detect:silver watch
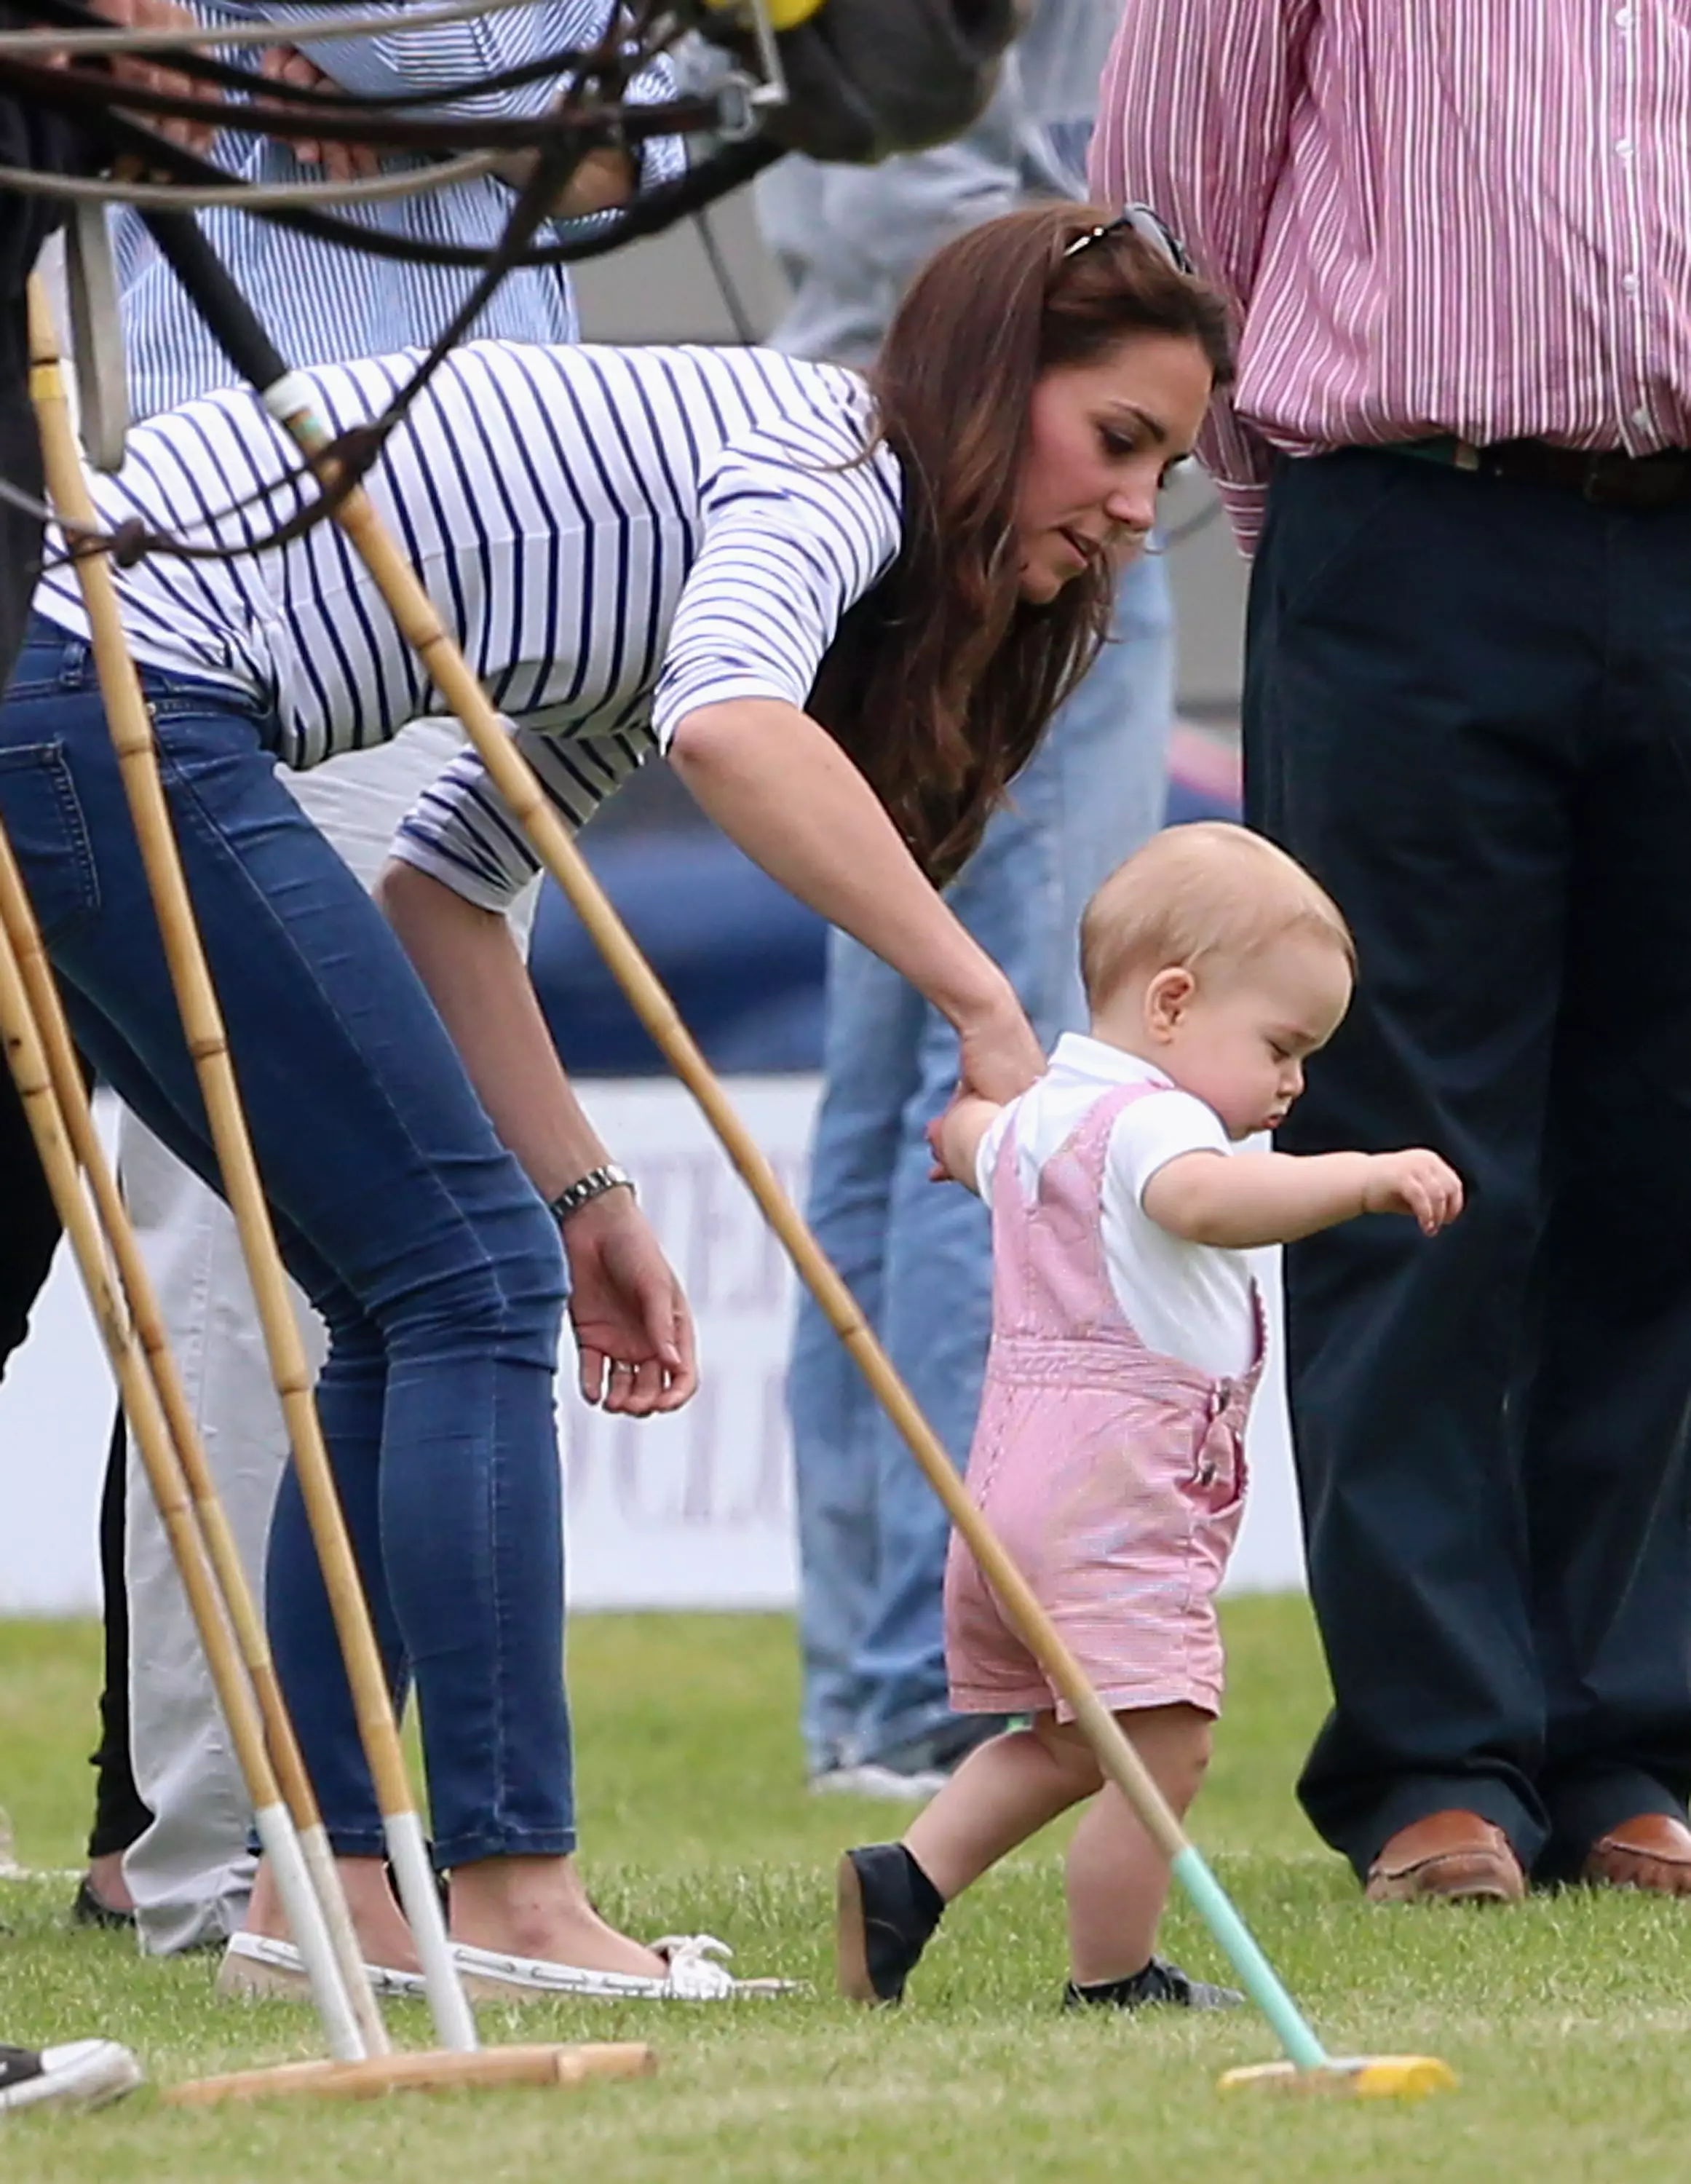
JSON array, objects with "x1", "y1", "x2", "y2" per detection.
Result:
[{"x1": 545, "y1": 1163, "x2": 635, "y2": 1224}]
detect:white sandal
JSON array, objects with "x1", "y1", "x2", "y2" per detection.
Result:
[
  {"x1": 451, "y1": 1933, "x2": 801, "y2": 2002},
  {"x1": 216, "y1": 1929, "x2": 427, "y2": 2003}
]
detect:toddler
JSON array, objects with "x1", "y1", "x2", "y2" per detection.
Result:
[{"x1": 836, "y1": 822, "x2": 1462, "y2": 2011}]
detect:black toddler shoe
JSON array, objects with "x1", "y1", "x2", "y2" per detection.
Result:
[
  {"x1": 1063, "y1": 1957, "x2": 1243, "y2": 2011},
  {"x1": 836, "y1": 1843, "x2": 946, "y2": 2003}
]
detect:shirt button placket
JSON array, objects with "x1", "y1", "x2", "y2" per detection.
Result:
[{"x1": 1608, "y1": 15, "x2": 1653, "y2": 451}]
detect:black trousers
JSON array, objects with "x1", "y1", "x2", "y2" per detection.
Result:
[
  {"x1": 1246, "y1": 448, "x2": 1691, "y2": 1882},
  {"x1": 89, "y1": 1409, "x2": 151, "y2": 1860},
  {"x1": 0, "y1": 161, "x2": 72, "y2": 1374},
  {"x1": 0, "y1": 1071, "x2": 61, "y2": 1383},
  {"x1": 0, "y1": 273, "x2": 66, "y2": 1393}
]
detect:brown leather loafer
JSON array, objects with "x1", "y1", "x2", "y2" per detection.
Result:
[
  {"x1": 1583, "y1": 1813, "x2": 1691, "y2": 1895},
  {"x1": 1364, "y1": 1810, "x2": 1526, "y2": 1904}
]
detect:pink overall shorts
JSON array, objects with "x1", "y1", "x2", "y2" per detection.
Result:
[{"x1": 945, "y1": 1083, "x2": 1263, "y2": 1721}]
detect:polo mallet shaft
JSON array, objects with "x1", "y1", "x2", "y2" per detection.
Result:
[
  {"x1": 0, "y1": 807, "x2": 387, "y2": 2059},
  {"x1": 0, "y1": 826, "x2": 369, "y2": 2065},
  {"x1": 165, "y1": 2040, "x2": 659, "y2": 2109},
  {"x1": 25, "y1": 277, "x2": 476, "y2": 2057},
  {"x1": 361, "y1": 550, "x2": 1326, "y2": 2060}
]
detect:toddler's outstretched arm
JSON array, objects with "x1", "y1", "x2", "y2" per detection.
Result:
[
  {"x1": 1143, "y1": 1146, "x2": 1463, "y2": 1250},
  {"x1": 928, "y1": 1093, "x2": 1005, "y2": 1196}
]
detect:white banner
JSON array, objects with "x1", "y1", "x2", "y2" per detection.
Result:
[
  {"x1": 558, "y1": 1079, "x2": 808, "y2": 1609},
  {"x1": 0, "y1": 1078, "x2": 1306, "y2": 1615}
]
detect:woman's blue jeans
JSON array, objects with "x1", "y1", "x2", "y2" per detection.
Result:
[
  {"x1": 787, "y1": 558, "x2": 1175, "y2": 1774},
  {"x1": 0, "y1": 618, "x2": 574, "y2": 1867}
]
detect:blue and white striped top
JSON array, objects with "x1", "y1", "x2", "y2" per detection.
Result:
[
  {"x1": 111, "y1": 0, "x2": 681, "y2": 419},
  {"x1": 34, "y1": 341, "x2": 905, "y2": 907}
]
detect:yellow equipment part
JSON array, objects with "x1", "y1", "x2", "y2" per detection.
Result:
[
  {"x1": 701, "y1": 0, "x2": 827, "y2": 31},
  {"x1": 1218, "y1": 2055, "x2": 1458, "y2": 2100}
]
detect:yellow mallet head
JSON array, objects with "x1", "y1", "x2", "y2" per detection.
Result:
[{"x1": 1218, "y1": 2056, "x2": 1457, "y2": 2100}]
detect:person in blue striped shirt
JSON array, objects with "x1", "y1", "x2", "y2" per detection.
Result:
[
  {"x1": 111, "y1": 0, "x2": 678, "y2": 417},
  {"x1": 0, "y1": 205, "x2": 1229, "y2": 1994}
]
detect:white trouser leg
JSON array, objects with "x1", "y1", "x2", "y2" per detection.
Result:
[
  {"x1": 121, "y1": 723, "x2": 538, "y2": 1955},
  {"x1": 122, "y1": 1117, "x2": 317, "y2": 1955}
]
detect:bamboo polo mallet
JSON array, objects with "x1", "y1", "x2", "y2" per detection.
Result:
[
  {"x1": 0, "y1": 822, "x2": 371, "y2": 2066},
  {"x1": 25, "y1": 281, "x2": 659, "y2": 2110},
  {"x1": 25, "y1": 276, "x2": 477, "y2": 2059}
]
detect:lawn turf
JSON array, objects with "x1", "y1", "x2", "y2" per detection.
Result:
[{"x1": 2, "y1": 1598, "x2": 1687, "y2": 2181}]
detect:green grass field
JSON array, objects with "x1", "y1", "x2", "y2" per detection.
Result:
[{"x1": 3, "y1": 1599, "x2": 1689, "y2": 2180}]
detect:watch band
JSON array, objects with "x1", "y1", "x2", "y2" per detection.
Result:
[{"x1": 545, "y1": 1163, "x2": 635, "y2": 1224}]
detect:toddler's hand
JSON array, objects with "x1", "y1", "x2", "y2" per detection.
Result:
[
  {"x1": 1363, "y1": 1150, "x2": 1464, "y2": 1235},
  {"x1": 926, "y1": 1097, "x2": 962, "y2": 1184}
]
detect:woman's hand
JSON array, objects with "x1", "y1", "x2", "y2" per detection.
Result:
[
  {"x1": 954, "y1": 990, "x2": 1045, "y2": 1104},
  {"x1": 562, "y1": 1190, "x2": 698, "y2": 1416}
]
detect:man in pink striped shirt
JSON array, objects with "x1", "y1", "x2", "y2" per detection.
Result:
[{"x1": 1095, "y1": 3, "x2": 1691, "y2": 1907}]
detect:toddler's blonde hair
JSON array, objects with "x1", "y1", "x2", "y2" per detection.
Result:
[{"x1": 1080, "y1": 822, "x2": 1355, "y2": 1010}]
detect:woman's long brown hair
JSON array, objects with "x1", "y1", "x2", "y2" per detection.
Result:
[{"x1": 808, "y1": 202, "x2": 1235, "y2": 885}]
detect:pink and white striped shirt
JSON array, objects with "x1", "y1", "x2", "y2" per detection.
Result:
[{"x1": 1090, "y1": 2, "x2": 1691, "y2": 553}]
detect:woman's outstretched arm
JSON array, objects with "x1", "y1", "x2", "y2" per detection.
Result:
[{"x1": 668, "y1": 696, "x2": 1045, "y2": 1102}]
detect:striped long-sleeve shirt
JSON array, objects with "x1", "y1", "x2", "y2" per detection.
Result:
[
  {"x1": 112, "y1": 0, "x2": 681, "y2": 419},
  {"x1": 32, "y1": 341, "x2": 903, "y2": 906},
  {"x1": 1090, "y1": 1, "x2": 1691, "y2": 553}
]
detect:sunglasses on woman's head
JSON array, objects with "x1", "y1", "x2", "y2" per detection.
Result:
[{"x1": 1061, "y1": 203, "x2": 1196, "y2": 276}]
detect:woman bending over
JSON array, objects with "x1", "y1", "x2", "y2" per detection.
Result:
[{"x1": 0, "y1": 203, "x2": 1228, "y2": 1997}]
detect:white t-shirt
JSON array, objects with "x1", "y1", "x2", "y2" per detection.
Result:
[{"x1": 974, "y1": 1033, "x2": 1257, "y2": 1380}]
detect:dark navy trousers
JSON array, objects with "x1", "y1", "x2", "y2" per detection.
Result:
[{"x1": 1246, "y1": 448, "x2": 1691, "y2": 1881}]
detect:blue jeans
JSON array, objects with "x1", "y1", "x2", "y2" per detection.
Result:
[
  {"x1": 787, "y1": 558, "x2": 1175, "y2": 1773},
  {"x1": 0, "y1": 618, "x2": 574, "y2": 1867}
]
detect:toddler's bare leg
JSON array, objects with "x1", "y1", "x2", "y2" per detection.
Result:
[
  {"x1": 903, "y1": 1715, "x2": 1102, "y2": 1902},
  {"x1": 1065, "y1": 1704, "x2": 1211, "y2": 1986}
]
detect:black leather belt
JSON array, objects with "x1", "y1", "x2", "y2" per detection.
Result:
[{"x1": 1386, "y1": 434, "x2": 1691, "y2": 509}]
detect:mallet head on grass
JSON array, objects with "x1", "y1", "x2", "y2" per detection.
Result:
[{"x1": 1218, "y1": 2055, "x2": 1457, "y2": 2100}]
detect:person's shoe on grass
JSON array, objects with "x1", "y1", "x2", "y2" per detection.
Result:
[
  {"x1": 836, "y1": 1843, "x2": 946, "y2": 2003},
  {"x1": 71, "y1": 1875, "x2": 136, "y2": 1933},
  {"x1": 1365, "y1": 1811, "x2": 1526, "y2": 1905},
  {"x1": 0, "y1": 2039, "x2": 143, "y2": 2116},
  {"x1": 1063, "y1": 1958, "x2": 1243, "y2": 2011},
  {"x1": 1583, "y1": 1813, "x2": 1691, "y2": 1895}
]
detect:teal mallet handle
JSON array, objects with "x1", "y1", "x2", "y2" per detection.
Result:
[{"x1": 1172, "y1": 1844, "x2": 1329, "y2": 2070}]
